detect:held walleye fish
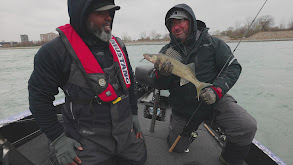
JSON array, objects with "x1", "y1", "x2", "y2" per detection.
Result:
[{"x1": 143, "y1": 49, "x2": 212, "y2": 99}]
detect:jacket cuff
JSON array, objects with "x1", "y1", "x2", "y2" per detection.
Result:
[
  {"x1": 155, "y1": 70, "x2": 171, "y2": 78},
  {"x1": 155, "y1": 71, "x2": 160, "y2": 78},
  {"x1": 211, "y1": 86, "x2": 223, "y2": 99}
]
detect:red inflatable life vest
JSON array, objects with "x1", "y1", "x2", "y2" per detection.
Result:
[{"x1": 57, "y1": 24, "x2": 131, "y2": 103}]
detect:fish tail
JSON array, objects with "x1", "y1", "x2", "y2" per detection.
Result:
[{"x1": 196, "y1": 82, "x2": 212, "y2": 100}]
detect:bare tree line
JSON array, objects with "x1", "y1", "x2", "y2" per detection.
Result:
[
  {"x1": 121, "y1": 30, "x2": 170, "y2": 42},
  {"x1": 122, "y1": 15, "x2": 293, "y2": 42},
  {"x1": 213, "y1": 15, "x2": 293, "y2": 39},
  {"x1": 4, "y1": 15, "x2": 292, "y2": 47}
]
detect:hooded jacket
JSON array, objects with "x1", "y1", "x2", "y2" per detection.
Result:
[
  {"x1": 153, "y1": 4, "x2": 242, "y2": 119},
  {"x1": 28, "y1": 0, "x2": 137, "y2": 141}
]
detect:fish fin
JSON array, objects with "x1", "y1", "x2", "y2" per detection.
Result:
[
  {"x1": 186, "y1": 63, "x2": 195, "y2": 70},
  {"x1": 180, "y1": 78, "x2": 190, "y2": 86},
  {"x1": 186, "y1": 63, "x2": 196, "y2": 75},
  {"x1": 165, "y1": 48, "x2": 183, "y2": 61},
  {"x1": 196, "y1": 82, "x2": 213, "y2": 100}
]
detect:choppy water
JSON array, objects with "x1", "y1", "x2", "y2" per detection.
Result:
[{"x1": 0, "y1": 41, "x2": 292, "y2": 164}]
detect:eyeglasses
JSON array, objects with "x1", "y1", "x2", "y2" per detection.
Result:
[{"x1": 170, "y1": 19, "x2": 187, "y2": 27}]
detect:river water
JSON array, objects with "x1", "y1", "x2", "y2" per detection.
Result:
[{"x1": 0, "y1": 41, "x2": 292, "y2": 164}]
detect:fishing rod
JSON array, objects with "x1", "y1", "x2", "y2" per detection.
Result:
[
  {"x1": 215, "y1": 0, "x2": 268, "y2": 81},
  {"x1": 232, "y1": 0, "x2": 268, "y2": 54},
  {"x1": 168, "y1": 0, "x2": 268, "y2": 152},
  {"x1": 169, "y1": 101, "x2": 203, "y2": 152},
  {"x1": 203, "y1": 123, "x2": 224, "y2": 147}
]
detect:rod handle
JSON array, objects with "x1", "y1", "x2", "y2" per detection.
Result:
[
  {"x1": 168, "y1": 135, "x2": 181, "y2": 152},
  {"x1": 204, "y1": 123, "x2": 215, "y2": 137}
]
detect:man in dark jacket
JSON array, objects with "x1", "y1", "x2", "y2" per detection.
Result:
[
  {"x1": 28, "y1": 0, "x2": 146, "y2": 165},
  {"x1": 153, "y1": 4, "x2": 257, "y2": 165}
]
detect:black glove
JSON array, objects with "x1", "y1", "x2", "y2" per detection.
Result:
[
  {"x1": 132, "y1": 115, "x2": 142, "y2": 139},
  {"x1": 51, "y1": 133, "x2": 83, "y2": 165},
  {"x1": 154, "y1": 59, "x2": 173, "y2": 76},
  {"x1": 200, "y1": 87, "x2": 217, "y2": 105}
]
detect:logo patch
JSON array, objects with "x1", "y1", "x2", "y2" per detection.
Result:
[{"x1": 98, "y1": 78, "x2": 106, "y2": 87}]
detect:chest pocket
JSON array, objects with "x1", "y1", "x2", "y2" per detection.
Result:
[
  {"x1": 103, "y1": 64, "x2": 120, "y2": 91},
  {"x1": 68, "y1": 62, "x2": 90, "y2": 89}
]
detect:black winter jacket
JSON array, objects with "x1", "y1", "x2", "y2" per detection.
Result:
[
  {"x1": 28, "y1": 0, "x2": 137, "y2": 141},
  {"x1": 153, "y1": 4, "x2": 242, "y2": 120}
]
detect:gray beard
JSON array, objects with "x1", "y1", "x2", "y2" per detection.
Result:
[{"x1": 87, "y1": 22, "x2": 112, "y2": 42}]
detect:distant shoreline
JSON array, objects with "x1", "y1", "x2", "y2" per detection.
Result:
[
  {"x1": 125, "y1": 38, "x2": 293, "y2": 46},
  {"x1": 126, "y1": 30, "x2": 293, "y2": 45},
  {"x1": 1, "y1": 38, "x2": 293, "y2": 49},
  {"x1": 0, "y1": 46, "x2": 41, "y2": 49},
  {"x1": 224, "y1": 38, "x2": 293, "y2": 43}
]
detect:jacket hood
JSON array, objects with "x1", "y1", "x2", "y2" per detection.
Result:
[
  {"x1": 165, "y1": 4, "x2": 197, "y2": 35},
  {"x1": 67, "y1": 0, "x2": 117, "y2": 44},
  {"x1": 165, "y1": 4, "x2": 198, "y2": 45}
]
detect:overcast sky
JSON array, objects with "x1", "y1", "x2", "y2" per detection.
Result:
[{"x1": 1, "y1": 0, "x2": 292, "y2": 42}]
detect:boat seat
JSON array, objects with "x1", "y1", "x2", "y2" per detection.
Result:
[{"x1": 135, "y1": 65, "x2": 155, "y2": 87}]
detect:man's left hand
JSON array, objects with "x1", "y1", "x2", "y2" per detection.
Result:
[
  {"x1": 200, "y1": 87, "x2": 217, "y2": 105},
  {"x1": 132, "y1": 115, "x2": 143, "y2": 139}
]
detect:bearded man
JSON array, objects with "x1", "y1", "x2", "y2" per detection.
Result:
[{"x1": 28, "y1": 0, "x2": 146, "y2": 165}]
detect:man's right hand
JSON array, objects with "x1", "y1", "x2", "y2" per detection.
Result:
[
  {"x1": 51, "y1": 133, "x2": 83, "y2": 165},
  {"x1": 154, "y1": 59, "x2": 173, "y2": 76}
]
